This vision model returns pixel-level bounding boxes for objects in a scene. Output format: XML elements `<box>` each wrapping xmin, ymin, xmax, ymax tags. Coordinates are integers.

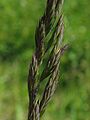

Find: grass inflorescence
<box><xmin>27</xmin><ymin>0</ymin><xmax>67</xmax><ymax>119</ymax></box>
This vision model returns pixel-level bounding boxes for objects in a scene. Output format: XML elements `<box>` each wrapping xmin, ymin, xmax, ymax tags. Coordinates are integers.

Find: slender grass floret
<box><xmin>27</xmin><ymin>0</ymin><xmax>67</xmax><ymax>119</ymax></box>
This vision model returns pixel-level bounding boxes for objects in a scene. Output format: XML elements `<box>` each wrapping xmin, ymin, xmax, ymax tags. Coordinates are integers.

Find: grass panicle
<box><xmin>27</xmin><ymin>0</ymin><xmax>67</xmax><ymax>119</ymax></box>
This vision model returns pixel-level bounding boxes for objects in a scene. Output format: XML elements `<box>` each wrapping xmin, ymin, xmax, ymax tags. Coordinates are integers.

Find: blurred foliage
<box><xmin>0</xmin><ymin>0</ymin><xmax>90</xmax><ymax>120</ymax></box>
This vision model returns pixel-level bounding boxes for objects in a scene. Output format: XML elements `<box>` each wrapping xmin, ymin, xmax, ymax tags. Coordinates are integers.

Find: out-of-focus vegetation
<box><xmin>0</xmin><ymin>0</ymin><xmax>90</xmax><ymax>120</ymax></box>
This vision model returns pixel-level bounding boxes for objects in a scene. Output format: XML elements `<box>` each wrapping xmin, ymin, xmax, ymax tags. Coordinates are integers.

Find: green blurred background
<box><xmin>0</xmin><ymin>0</ymin><xmax>90</xmax><ymax>120</ymax></box>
